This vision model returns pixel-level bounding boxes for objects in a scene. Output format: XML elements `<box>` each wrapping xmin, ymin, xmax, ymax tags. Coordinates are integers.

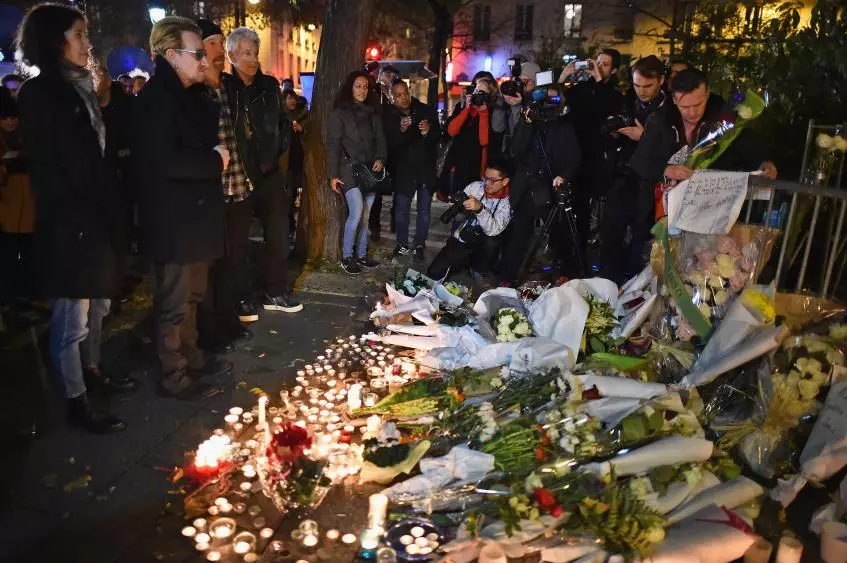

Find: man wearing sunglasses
<box><xmin>426</xmin><ymin>159</ymin><xmax>514</xmax><ymax>281</ymax></box>
<box><xmin>135</xmin><ymin>17</ymin><xmax>232</xmax><ymax>400</ymax></box>
<box><xmin>220</xmin><ymin>27</ymin><xmax>301</xmax><ymax>326</ymax></box>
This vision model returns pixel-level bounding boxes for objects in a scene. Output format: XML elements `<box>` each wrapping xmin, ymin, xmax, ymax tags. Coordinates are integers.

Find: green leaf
<box><xmin>585</xmin><ymin>352</ymin><xmax>649</xmax><ymax>373</ymax></box>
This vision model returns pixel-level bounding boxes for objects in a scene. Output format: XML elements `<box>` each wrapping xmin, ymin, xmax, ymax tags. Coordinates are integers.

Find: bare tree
<box><xmin>299</xmin><ymin>0</ymin><xmax>376</xmax><ymax>263</ymax></box>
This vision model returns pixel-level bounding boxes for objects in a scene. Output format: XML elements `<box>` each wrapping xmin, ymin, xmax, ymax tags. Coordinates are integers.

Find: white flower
<box><xmin>524</xmin><ymin>472</ymin><xmax>543</xmax><ymax>493</ymax></box>
<box><xmin>629</xmin><ymin>476</ymin><xmax>653</xmax><ymax>499</ymax></box>
<box><xmin>546</xmin><ymin>426</ymin><xmax>560</xmax><ymax>441</ymax></box>
<box><xmin>490</xmin><ymin>377</ymin><xmax>503</xmax><ymax>388</ymax></box>
<box><xmin>682</xmin><ymin>466</ymin><xmax>703</xmax><ymax>489</ymax></box>
<box><xmin>834</xmin><ymin>135</ymin><xmax>847</xmax><ymax>152</ymax></box>
<box><xmin>559</xmin><ymin>437</ymin><xmax>575</xmax><ymax>453</ymax></box>
<box><xmin>545</xmin><ymin>409</ymin><xmax>562</xmax><ymax>424</ymax></box>
<box><xmin>563</xmin><ymin>420</ymin><xmax>576</xmax><ymax>433</ymax></box>
<box><xmin>817</xmin><ymin>133</ymin><xmax>835</xmax><ymax>149</ymax></box>
<box><xmin>736</xmin><ymin>104</ymin><xmax>753</xmax><ymax>120</ymax></box>
<box><xmin>514</xmin><ymin>321</ymin><xmax>531</xmax><ymax>336</ymax></box>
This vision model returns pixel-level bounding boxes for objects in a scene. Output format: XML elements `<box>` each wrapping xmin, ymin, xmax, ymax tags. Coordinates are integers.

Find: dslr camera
<box><xmin>440</xmin><ymin>191</ymin><xmax>470</xmax><ymax>224</ymax></box>
<box><xmin>600</xmin><ymin>114</ymin><xmax>636</xmax><ymax>135</ymax></box>
<box><xmin>464</xmin><ymin>84</ymin><xmax>490</xmax><ymax>107</ymax></box>
<box><xmin>500</xmin><ymin>58</ymin><xmax>525</xmax><ymax>99</ymax></box>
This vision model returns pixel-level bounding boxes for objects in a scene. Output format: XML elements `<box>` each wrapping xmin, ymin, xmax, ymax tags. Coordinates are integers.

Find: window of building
<box><xmin>515</xmin><ymin>4</ymin><xmax>534</xmax><ymax>41</ymax></box>
<box><xmin>563</xmin><ymin>3</ymin><xmax>582</xmax><ymax>38</ymax></box>
<box><xmin>473</xmin><ymin>5</ymin><xmax>491</xmax><ymax>41</ymax></box>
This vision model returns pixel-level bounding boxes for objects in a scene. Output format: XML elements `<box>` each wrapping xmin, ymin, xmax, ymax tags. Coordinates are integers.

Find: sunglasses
<box><xmin>174</xmin><ymin>48</ymin><xmax>207</xmax><ymax>61</ymax></box>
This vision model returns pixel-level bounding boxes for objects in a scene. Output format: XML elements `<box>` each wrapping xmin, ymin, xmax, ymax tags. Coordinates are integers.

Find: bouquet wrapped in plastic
<box><xmin>650</xmin><ymin>223</ymin><xmax>777</xmax><ymax>344</ymax></box>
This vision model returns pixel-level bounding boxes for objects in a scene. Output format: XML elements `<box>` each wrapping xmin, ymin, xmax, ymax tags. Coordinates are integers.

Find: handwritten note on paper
<box><xmin>668</xmin><ymin>170</ymin><xmax>751</xmax><ymax>234</ymax></box>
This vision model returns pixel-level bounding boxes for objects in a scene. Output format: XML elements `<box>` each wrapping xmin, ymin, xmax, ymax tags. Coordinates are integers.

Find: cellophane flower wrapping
<box><xmin>650</xmin><ymin>224</ymin><xmax>777</xmax><ymax>344</ymax></box>
<box><xmin>708</xmin><ymin>332</ymin><xmax>846</xmax><ymax>479</ymax></box>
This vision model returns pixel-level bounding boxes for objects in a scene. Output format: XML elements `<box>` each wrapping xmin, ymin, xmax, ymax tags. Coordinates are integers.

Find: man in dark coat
<box><xmin>135</xmin><ymin>17</ymin><xmax>231</xmax><ymax>399</ymax></box>
<box><xmin>221</xmin><ymin>26</ymin><xmax>300</xmax><ymax>323</ymax></box>
<box><xmin>383</xmin><ymin>80</ymin><xmax>440</xmax><ymax>262</ymax></box>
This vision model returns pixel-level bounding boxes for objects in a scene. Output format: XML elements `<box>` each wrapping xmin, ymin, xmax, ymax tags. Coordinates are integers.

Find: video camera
<box><xmin>524</xmin><ymin>70</ymin><xmax>564</xmax><ymax>123</ymax></box>
<box><xmin>600</xmin><ymin>114</ymin><xmax>636</xmax><ymax>135</ymax></box>
<box><xmin>500</xmin><ymin>58</ymin><xmax>525</xmax><ymax>99</ymax></box>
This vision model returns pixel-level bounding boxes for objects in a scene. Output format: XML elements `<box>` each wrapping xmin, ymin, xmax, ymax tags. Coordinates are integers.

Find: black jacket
<box><xmin>134</xmin><ymin>56</ymin><xmax>225</xmax><ymax>264</ymax></box>
<box><xmin>609</xmin><ymin>89</ymin><xmax>667</xmax><ymax>173</ymax></box>
<box><xmin>17</xmin><ymin>71</ymin><xmax>120</xmax><ymax>298</ymax></box>
<box><xmin>383</xmin><ymin>98</ymin><xmax>440</xmax><ymax>192</ymax></box>
<box><xmin>284</xmin><ymin>100</ymin><xmax>309</xmax><ymax>174</ymax></box>
<box><xmin>511</xmin><ymin>115</ymin><xmax>582</xmax><ymax>203</ymax></box>
<box><xmin>326</xmin><ymin>101</ymin><xmax>387</xmax><ymax>192</ymax></box>
<box><xmin>630</xmin><ymin>93</ymin><xmax>769</xmax><ymax>185</ymax></box>
<box><xmin>442</xmin><ymin>103</ymin><xmax>503</xmax><ymax>194</ymax></box>
<box><xmin>222</xmin><ymin>70</ymin><xmax>291</xmax><ymax>185</ymax></box>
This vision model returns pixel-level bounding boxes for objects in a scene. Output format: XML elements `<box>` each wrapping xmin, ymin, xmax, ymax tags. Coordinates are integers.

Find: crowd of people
<box><xmin>0</xmin><ymin>2</ymin><xmax>781</xmax><ymax>435</ymax></box>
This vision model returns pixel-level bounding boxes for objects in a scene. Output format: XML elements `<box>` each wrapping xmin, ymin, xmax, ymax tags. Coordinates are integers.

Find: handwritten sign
<box><xmin>668</xmin><ymin>170</ymin><xmax>750</xmax><ymax>234</ymax></box>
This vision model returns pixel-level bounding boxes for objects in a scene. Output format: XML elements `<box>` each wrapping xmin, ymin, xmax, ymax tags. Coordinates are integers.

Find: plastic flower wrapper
<box><xmin>493</xmin><ymin>307</ymin><xmax>534</xmax><ymax>343</ymax></box>
<box><xmin>517</xmin><ymin>279</ymin><xmax>552</xmax><ymax>305</ymax></box>
<box><xmin>443</xmin><ymin>281</ymin><xmax>470</xmax><ymax>300</ymax></box>
<box><xmin>650</xmin><ymin>223</ymin><xmax>778</xmax><ymax>343</ymax></box>
<box><xmin>353</xmin><ymin>377</ymin><xmax>448</xmax><ymax>417</ymax></box>
<box><xmin>647</xmin><ymin>505</ymin><xmax>758</xmax><ymax>562</ymax></box>
<box><xmin>359</xmin><ymin>423</ymin><xmax>432</xmax><ymax>484</ymax></box>
<box><xmin>472</xmin><ymin>287</ymin><xmax>530</xmax><ymax>342</ymax></box>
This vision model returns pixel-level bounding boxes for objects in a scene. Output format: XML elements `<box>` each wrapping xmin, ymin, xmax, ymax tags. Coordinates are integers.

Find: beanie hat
<box><xmin>197</xmin><ymin>19</ymin><xmax>223</xmax><ymax>40</ymax></box>
<box><xmin>519</xmin><ymin>62</ymin><xmax>541</xmax><ymax>82</ymax></box>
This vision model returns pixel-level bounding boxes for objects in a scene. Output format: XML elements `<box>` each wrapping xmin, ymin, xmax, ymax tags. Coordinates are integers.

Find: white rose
<box><xmin>835</xmin><ymin>135</ymin><xmax>847</xmax><ymax>152</ymax></box>
<box><xmin>563</xmin><ymin>420</ymin><xmax>576</xmax><ymax>432</ymax></box>
<box><xmin>736</xmin><ymin>104</ymin><xmax>753</xmax><ymax>120</ymax></box>
<box><xmin>515</xmin><ymin>322</ymin><xmax>530</xmax><ymax>335</ymax></box>
<box><xmin>817</xmin><ymin>133</ymin><xmax>835</xmax><ymax>149</ymax></box>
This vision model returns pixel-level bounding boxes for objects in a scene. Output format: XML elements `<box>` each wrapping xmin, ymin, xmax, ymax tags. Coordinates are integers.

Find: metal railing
<box><xmin>740</xmin><ymin>174</ymin><xmax>847</xmax><ymax>299</ymax></box>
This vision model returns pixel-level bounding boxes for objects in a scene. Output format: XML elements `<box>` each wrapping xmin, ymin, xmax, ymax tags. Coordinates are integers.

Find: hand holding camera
<box><xmin>463</xmin><ymin>197</ymin><xmax>483</xmax><ymax>212</ymax></box>
<box><xmin>617</xmin><ymin>119</ymin><xmax>644</xmax><ymax>141</ymax></box>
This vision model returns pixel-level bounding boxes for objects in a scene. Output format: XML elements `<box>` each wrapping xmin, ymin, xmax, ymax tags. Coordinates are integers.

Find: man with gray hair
<box><xmin>220</xmin><ymin>26</ymin><xmax>301</xmax><ymax>324</ymax></box>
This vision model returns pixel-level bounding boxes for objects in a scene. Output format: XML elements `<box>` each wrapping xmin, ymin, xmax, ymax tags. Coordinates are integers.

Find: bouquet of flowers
<box><xmin>581</xmin><ymin>295</ymin><xmax>620</xmax><ymax>355</ymax></box>
<box><xmin>517</xmin><ymin>281</ymin><xmax>551</xmax><ymax>305</ymax></box>
<box><xmin>444</xmin><ymin>281</ymin><xmax>470</xmax><ymax>300</ymax></box>
<box><xmin>492</xmin><ymin>307</ymin><xmax>533</xmax><ymax>342</ymax></box>
<box><xmin>352</xmin><ymin>377</ymin><xmax>447</xmax><ymax>417</ymax></box>
<box><xmin>359</xmin><ymin>422</ymin><xmax>431</xmax><ymax>484</ymax></box>
<box><xmin>259</xmin><ymin>423</ymin><xmax>332</xmax><ymax>513</ymax></box>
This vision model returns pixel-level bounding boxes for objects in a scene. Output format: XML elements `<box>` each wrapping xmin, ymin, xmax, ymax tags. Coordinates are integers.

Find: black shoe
<box><xmin>414</xmin><ymin>245</ymin><xmax>426</xmax><ymax>262</ymax></box>
<box><xmin>67</xmin><ymin>395</ymin><xmax>126</xmax><ymax>434</ymax></box>
<box><xmin>263</xmin><ymin>293</ymin><xmax>303</xmax><ymax>313</ymax></box>
<box><xmin>393</xmin><ymin>245</ymin><xmax>411</xmax><ymax>258</ymax></box>
<box><xmin>358</xmin><ymin>256</ymin><xmax>380</xmax><ymax>269</ymax></box>
<box><xmin>189</xmin><ymin>358</ymin><xmax>233</xmax><ymax>379</ymax></box>
<box><xmin>236</xmin><ymin>300</ymin><xmax>259</xmax><ymax>323</ymax></box>
<box><xmin>83</xmin><ymin>366</ymin><xmax>139</xmax><ymax>394</ymax></box>
<box><xmin>341</xmin><ymin>257</ymin><xmax>362</xmax><ymax>275</ymax></box>
<box><xmin>158</xmin><ymin>371</ymin><xmax>221</xmax><ymax>401</ymax></box>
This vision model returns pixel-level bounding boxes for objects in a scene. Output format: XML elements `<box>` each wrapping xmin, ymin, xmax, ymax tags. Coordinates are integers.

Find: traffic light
<box><xmin>366</xmin><ymin>45</ymin><xmax>380</xmax><ymax>60</ymax></box>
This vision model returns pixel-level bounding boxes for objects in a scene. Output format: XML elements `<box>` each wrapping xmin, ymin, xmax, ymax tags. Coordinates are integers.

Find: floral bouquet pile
<box><xmin>359</xmin><ymin>422</ymin><xmax>431</xmax><ymax>484</ymax></box>
<box><xmin>581</xmin><ymin>295</ymin><xmax>620</xmax><ymax>356</ymax></box>
<box><xmin>443</xmin><ymin>281</ymin><xmax>470</xmax><ymax>300</ymax></box>
<box><xmin>258</xmin><ymin>423</ymin><xmax>332</xmax><ymax>513</ymax></box>
<box><xmin>492</xmin><ymin>307</ymin><xmax>533</xmax><ymax>342</ymax></box>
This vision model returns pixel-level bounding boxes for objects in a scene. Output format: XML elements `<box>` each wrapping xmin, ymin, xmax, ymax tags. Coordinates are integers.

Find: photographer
<box><xmin>499</xmin><ymin>85</ymin><xmax>581</xmax><ymax>284</ymax></box>
<box><xmin>384</xmin><ymin>80</ymin><xmax>439</xmax><ymax>262</ymax></box>
<box><xmin>441</xmin><ymin>77</ymin><xmax>502</xmax><ymax>195</ymax></box>
<box><xmin>427</xmin><ymin>159</ymin><xmax>513</xmax><ymax>281</ymax></box>
<box><xmin>597</xmin><ymin>55</ymin><xmax>667</xmax><ymax>282</ymax></box>
<box><xmin>494</xmin><ymin>61</ymin><xmax>540</xmax><ymax>155</ymax></box>
<box><xmin>630</xmin><ymin>68</ymin><xmax>777</xmax><ymax>267</ymax></box>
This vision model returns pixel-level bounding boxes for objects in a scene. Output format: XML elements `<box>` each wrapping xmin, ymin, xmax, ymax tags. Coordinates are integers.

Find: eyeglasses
<box><xmin>174</xmin><ymin>48</ymin><xmax>207</xmax><ymax>61</ymax></box>
<box><xmin>483</xmin><ymin>176</ymin><xmax>505</xmax><ymax>184</ymax></box>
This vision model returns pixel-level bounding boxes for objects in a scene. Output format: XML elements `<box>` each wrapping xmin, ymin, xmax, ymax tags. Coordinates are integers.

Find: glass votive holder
<box><xmin>211</xmin><ymin>517</ymin><xmax>236</xmax><ymax>539</ymax></box>
<box><xmin>363</xmin><ymin>393</ymin><xmax>378</xmax><ymax>407</ymax></box>
<box><xmin>193</xmin><ymin>518</ymin><xmax>207</xmax><ymax>530</ymax></box>
<box><xmin>260</xmin><ymin>527</ymin><xmax>274</xmax><ymax>539</ymax></box>
<box><xmin>242</xmin><ymin>413</ymin><xmax>254</xmax><ymax>424</ymax></box>
<box><xmin>232</xmin><ymin>531</ymin><xmax>257</xmax><ymax>554</ymax></box>
<box><xmin>270</xmin><ymin>540</ymin><xmax>284</xmax><ymax>552</ymax></box>
<box><xmin>299</xmin><ymin>519</ymin><xmax>319</xmax><ymax>536</ymax></box>
<box><xmin>206</xmin><ymin>550</ymin><xmax>222</xmax><ymax>561</ymax></box>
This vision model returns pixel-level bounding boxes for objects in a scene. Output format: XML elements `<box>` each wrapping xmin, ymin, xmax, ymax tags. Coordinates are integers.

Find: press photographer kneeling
<box><xmin>426</xmin><ymin>159</ymin><xmax>514</xmax><ymax>281</ymax></box>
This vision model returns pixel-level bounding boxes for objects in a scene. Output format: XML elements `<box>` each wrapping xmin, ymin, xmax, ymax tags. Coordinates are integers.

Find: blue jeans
<box><xmin>343</xmin><ymin>188</ymin><xmax>376</xmax><ymax>259</ymax></box>
<box><xmin>50</xmin><ymin>298</ymin><xmax>111</xmax><ymax>399</ymax></box>
<box><xmin>395</xmin><ymin>183</ymin><xmax>432</xmax><ymax>248</ymax></box>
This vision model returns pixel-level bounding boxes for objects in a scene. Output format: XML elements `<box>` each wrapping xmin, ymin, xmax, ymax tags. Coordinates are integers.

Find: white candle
<box><xmin>775</xmin><ymin>536</ymin><xmax>802</xmax><ymax>563</ymax></box>
<box><xmin>342</xmin><ymin>533</ymin><xmax>357</xmax><ymax>544</ymax></box>
<box><xmin>260</xmin><ymin>527</ymin><xmax>274</xmax><ymax>539</ymax></box>
<box><xmin>348</xmin><ymin>384</ymin><xmax>363</xmax><ymax>410</ymax></box>
<box><xmin>234</xmin><ymin>541</ymin><xmax>251</xmax><ymax>554</ymax></box>
<box><xmin>206</xmin><ymin>551</ymin><xmax>221</xmax><ymax>561</ymax></box>
<box><xmin>258</xmin><ymin>395</ymin><xmax>268</xmax><ymax>427</ymax></box>
<box><xmin>360</xmin><ymin>528</ymin><xmax>380</xmax><ymax>550</ymax></box>
<box><xmin>744</xmin><ymin>538</ymin><xmax>773</xmax><ymax>563</ymax></box>
<box><xmin>302</xmin><ymin>534</ymin><xmax>318</xmax><ymax>547</ymax></box>
<box><xmin>368</xmin><ymin>493</ymin><xmax>388</xmax><ymax>528</ymax></box>
<box><xmin>181</xmin><ymin>526</ymin><xmax>196</xmax><ymax>537</ymax></box>
<box><xmin>366</xmin><ymin>415</ymin><xmax>382</xmax><ymax>435</ymax></box>
<box><xmin>229</xmin><ymin>407</ymin><xmax>243</xmax><ymax>416</ymax></box>
<box><xmin>195</xmin><ymin>532</ymin><xmax>211</xmax><ymax>544</ymax></box>
<box><xmin>326</xmin><ymin>529</ymin><xmax>340</xmax><ymax>541</ymax></box>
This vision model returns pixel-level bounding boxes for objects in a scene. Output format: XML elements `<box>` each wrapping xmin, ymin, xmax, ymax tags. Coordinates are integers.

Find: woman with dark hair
<box><xmin>16</xmin><ymin>2</ymin><xmax>134</xmax><ymax>434</ymax></box>
<box><xmin>326</xmin><ymin>70</ymin><xmax>387</xmax><ymax>275</ymax></box>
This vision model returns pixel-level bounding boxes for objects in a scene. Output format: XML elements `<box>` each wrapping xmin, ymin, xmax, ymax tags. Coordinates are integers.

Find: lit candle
<box><xmin>360</xmin><ymin>528</ymin><xmax>380</xmax><ymax>551</ymax></box>
<box><xmin>302</xmin><ymin>534</ymin><xmax>319</xmax><ymax>548</ymax></box>
<box><xmin>348</xmin><ymin>384</ymin><xmax>363</xmax><ymax>410</ymax></box>
<box><xmin>326</xmin><ymin>529</ymin><xmax>340</xmax><ymax>541</ymax></box>
<box><xmin>342</xmin><ymin>533</ymin><xmax>357</xmax><ymax>544</ymax></box>
<box><xmin>192</xmin><ymin>518</ymin><xmax>207</xmax><ymax>530</ymax></box>
<box><xmin>206</xmin><ymin>550</ymin><xmax>221</xmax><ymax>561</ymax></box>
<box><xmin>368</xmin><ymin>493</ymin><xmax>388</xmax><ymax>528</ymax></box>
<box><xmin>775</xmin><ymin>536</ymin><xmax>802</xmax><ymax>563</ymax></box>
<box><xmin>182</xmin><ymin>526</ymin><xmax>196</xmax><ymax>537</ymax></box>
<box><xmin>260</xmin><ymin>527</ymin><xmax>274</xmax><ymax>539</ymax></box>
<box><xmin>229</xmin><ymin>407</ymin><xmax>244</xmax><ymax>416</ymax></box>
<box><xmin>258</xmin><ymin>395</ymin><xmax>268</xmax><ymax>427</ymax></box>
<box><xmin>195</xmin><ymin>532</ymin><xmax>211</xmax><ymax>544</ymax></box>
<box><xmin>366</xmin><ymin>415</ymin><xmax>382</xmax><ymax>435</ymax></box>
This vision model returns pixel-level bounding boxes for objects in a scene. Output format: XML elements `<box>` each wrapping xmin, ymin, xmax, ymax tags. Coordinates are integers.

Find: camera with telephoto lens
<box><xmin>500</xmin><ymin>58</ymin><xmax>525</xmax><ymax>99</ymax></box>
<box><xmin>440</xmin><ymin>191</ymin><xmax>470</xmax><ymax>223</ymax></box>
<box><xmin>600</xmin><ymin>114</ymin><xmax>636</xmax><ymax>135</ymax></box>
<box><xmin>464</xmin><ymin>84</ymin><xmax>489</xmax><ymax>107</ymax></box>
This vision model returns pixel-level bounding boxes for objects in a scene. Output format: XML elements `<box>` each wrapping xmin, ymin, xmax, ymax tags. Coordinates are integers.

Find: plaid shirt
<box><xmin>215</xmin><ymin>85</ymin><xmax>252</xmax><ymax>202</ymax></box>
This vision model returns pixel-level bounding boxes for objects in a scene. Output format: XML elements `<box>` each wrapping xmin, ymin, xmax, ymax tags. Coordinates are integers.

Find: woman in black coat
<box><xmin>16</xmin><ymin>3</ymin><xmax>134</xmax><ymax>434</ymax></box>
<box><xmin>326</xmin><ymin>70</ymin><xmax>387</xmax><ymax>275</ymax></box>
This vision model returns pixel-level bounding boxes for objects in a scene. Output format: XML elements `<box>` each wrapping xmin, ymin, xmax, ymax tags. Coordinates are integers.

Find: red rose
<box><xmin>533</xmin><ymin>488</ymin><xmax>557</xmax><ymax>509</ymax></box>
<box><xmin>550</xmin><ymin>504</ymin><xmax>563</xmax><ymax>517</ymax></box>
<box><xmin>534</xmin><ymin>447</ymin><xmax>547</xmax><ymax>461</ymax></box>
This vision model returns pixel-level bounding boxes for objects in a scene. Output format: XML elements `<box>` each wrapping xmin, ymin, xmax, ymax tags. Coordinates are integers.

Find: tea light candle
<box><xmin>212</xmin><ymin>518</ymin><xmax>236</xmax><ymax>539</ymax></box>
<box><xmin>242</xmin><ymin>464</ymin><xmax>256</xmax><ymax>478</ymax></box>
<box><xmin>248</xmin><ymin>505</ymin><xmax>261</xmax><ymax>517</ymax></box>
<box><xmin>342</xmin><ymin>533</ymin><xmax>357</xmax><ymax>544</ymax></box>
<box><xmin>206</xmin><ymin>550</ymin><xmax>221</xmax><ymax>561</ymax></box>
<box><xmin>260</xmin><ymin>527</ymin><xmax>274</xmax><ymax>539</ymax></box>
<box><xmin>239</xmin><ymin>482</ymin><xmax>252</xmax><ymax>492</ymax></box>
<box><xmin>195</xmin><ymin>533</ymin><xmax>211</xmax><ymax>544</ymax></box>
<box><xmin>229</xmin><ymin>406</ymin><xmax>244</xmax><ymax>416</ymax></box>
<box><xmin>182</xmin><ymin>526</ymin><xmax>197</xmax><ymax>537</ymax></box>
<box><xmin>253</xmin><ymin>517</ymin><xmax>266</xmax><ymax>528</ymax></box>
<box><xmin>326</xmin><ymin>529</ymin><xmax>340</xmax><ymax>541</ymax></box>
<box><xmin>364</xmin><ymin>393</ymin><xmax>378</xmax><ymax>407</ymax></box>
<box><xmin>232</xmin><ymin>531</ymin><xmax>257</xmax><ymax>554</ymax></box>
<box><xmin>193</xmin><ymin>518</ymin><xmax>207</xmax><ymax>530</ymax></box>
<box><xmin>233</xmin><ymin>503</ymin><xmax>246</xmax><ymax>514</ymax></box>
<box><xmin>195</xmin><ymin>542</ymin><xmax>210</xmax><ymax>551</ymax></box>
<box><xmin>366</xmin><ymin>415</ymin><xmax>382</xmax><ymax>435</ymax></box>
<box><xmin>244</xmin><ymin>554</ymin><xmax>258</xmax><ymax>563</ymax></box>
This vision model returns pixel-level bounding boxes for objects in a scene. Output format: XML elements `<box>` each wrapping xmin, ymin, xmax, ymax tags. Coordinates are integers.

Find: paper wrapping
<box><xmin>578</xmin><ymin>374</ymin><xmax>667</xmax><ymax>400</ymax></box>
<box><xmin>666</xmin><ymin>476</ymin><xmax>764</xmax><ymax>525</ymax></box>
<box><xmin>509</xmin><ymin>337</ymin><xmax>575</xmax><ymax>373</ymax></box>
<box><xmin>563</xmin><ymin>278</ymin><xmax>620</xmax><ymax>308</ymax></box>
<box><xmin>643</xmin><ymin>506</ymin><xmax>757</xmax><ymax>563</ymax></box>
<box><xmin>540</xmin><ymin>544</ymin><xmax>605</xmax><ymax>562</ymax></box>
<box><xmin>606</xmin><ymin>436</ymin><xmax>714</xmax><ymax>477</ymax></box>
<box><xmin>620</xmin><ymin>265</ymin><xmax>654</xmax><ymax>296</ymax></box>
<box><xmin>386</xmin><ymin>324</ymin><xmax>441</xmax><ymax>336</ymax></box>
<box><xmin>528</xmin><ymin>285</ymin><xmax>590</xmax><ymax>354</ymax></box>
<box><xmin>621</xmin><ymin>293</ymin><xmax>658</xmax><ymax>338</ymax></box>
<box><xmin>679</xmin><ymin>325</ymin><xmax>789</xmax><ymax>388</ymax></box>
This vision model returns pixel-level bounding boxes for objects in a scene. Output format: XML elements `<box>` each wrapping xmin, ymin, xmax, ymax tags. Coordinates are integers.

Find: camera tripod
<box><xmin>519</xmin><ymin>128</ymin><xmax>586</xmax><ymax>279</ymax></box>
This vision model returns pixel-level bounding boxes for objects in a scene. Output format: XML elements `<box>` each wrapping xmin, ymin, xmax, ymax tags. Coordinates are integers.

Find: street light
<box><xmin>148</xmin><ymin>3</ymin><xmax>166</xmax><ymax>23</ymax></box>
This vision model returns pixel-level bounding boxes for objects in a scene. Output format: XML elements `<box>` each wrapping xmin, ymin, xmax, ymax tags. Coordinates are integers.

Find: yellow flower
<box><xmin>736</xmin><ymin>104</ymin><xmax>753</xmax><ymax>120</ymax></box>
<box><xmin>830</xmin><ymin>324</ymin><xmax>847</xmax><ymax>341</ymax></box>
<box><xmin>818</xmin><ymin>133</ymin><xmax>835</xmax><ymax>149</ymax></box>
<box><xmin>698</xmin><ymin>303</ymin><xmax>712</xmax><ymax>319</ymax></box>
<box><xmin>797</xmin><ymin>379</ymin><xmax>820</xmax><ymax>400</ymax></box>
<box><xmin>716</xmin><ymin>254</ymin><xmax>737</xmax><ymax>279</ymax></box>
<box><xmin>834</xmin><ymin>135</ymin><xmax>847</xmax><ymax>152</ymax></box>
<box><xmin>740</xmin><ymin>289</ymin><xmax>775</xmax><ymax>322</ymax></box>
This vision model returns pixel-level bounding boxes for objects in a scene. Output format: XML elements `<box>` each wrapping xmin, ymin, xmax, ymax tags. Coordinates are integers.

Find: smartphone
<box><xmin>575</xmin><ymin>60</ymin><xmax>590</xmax><ymax>71</ymax></box>
<box><xmin>535</xmin><ymin>70</ymin><xmax>554</xmax><ymax>87</ymax></box>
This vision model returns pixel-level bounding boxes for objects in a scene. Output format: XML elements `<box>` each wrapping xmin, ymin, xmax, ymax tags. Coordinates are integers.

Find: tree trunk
<box><xmin>427</xmin><ymin>0</ymin><xmax>451</xmax><ymax>107</ymax></box>
<box><xmin>299</xmin><ymin>0</ymin><xmax>376</xmax><ymax>263</ymax></box>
